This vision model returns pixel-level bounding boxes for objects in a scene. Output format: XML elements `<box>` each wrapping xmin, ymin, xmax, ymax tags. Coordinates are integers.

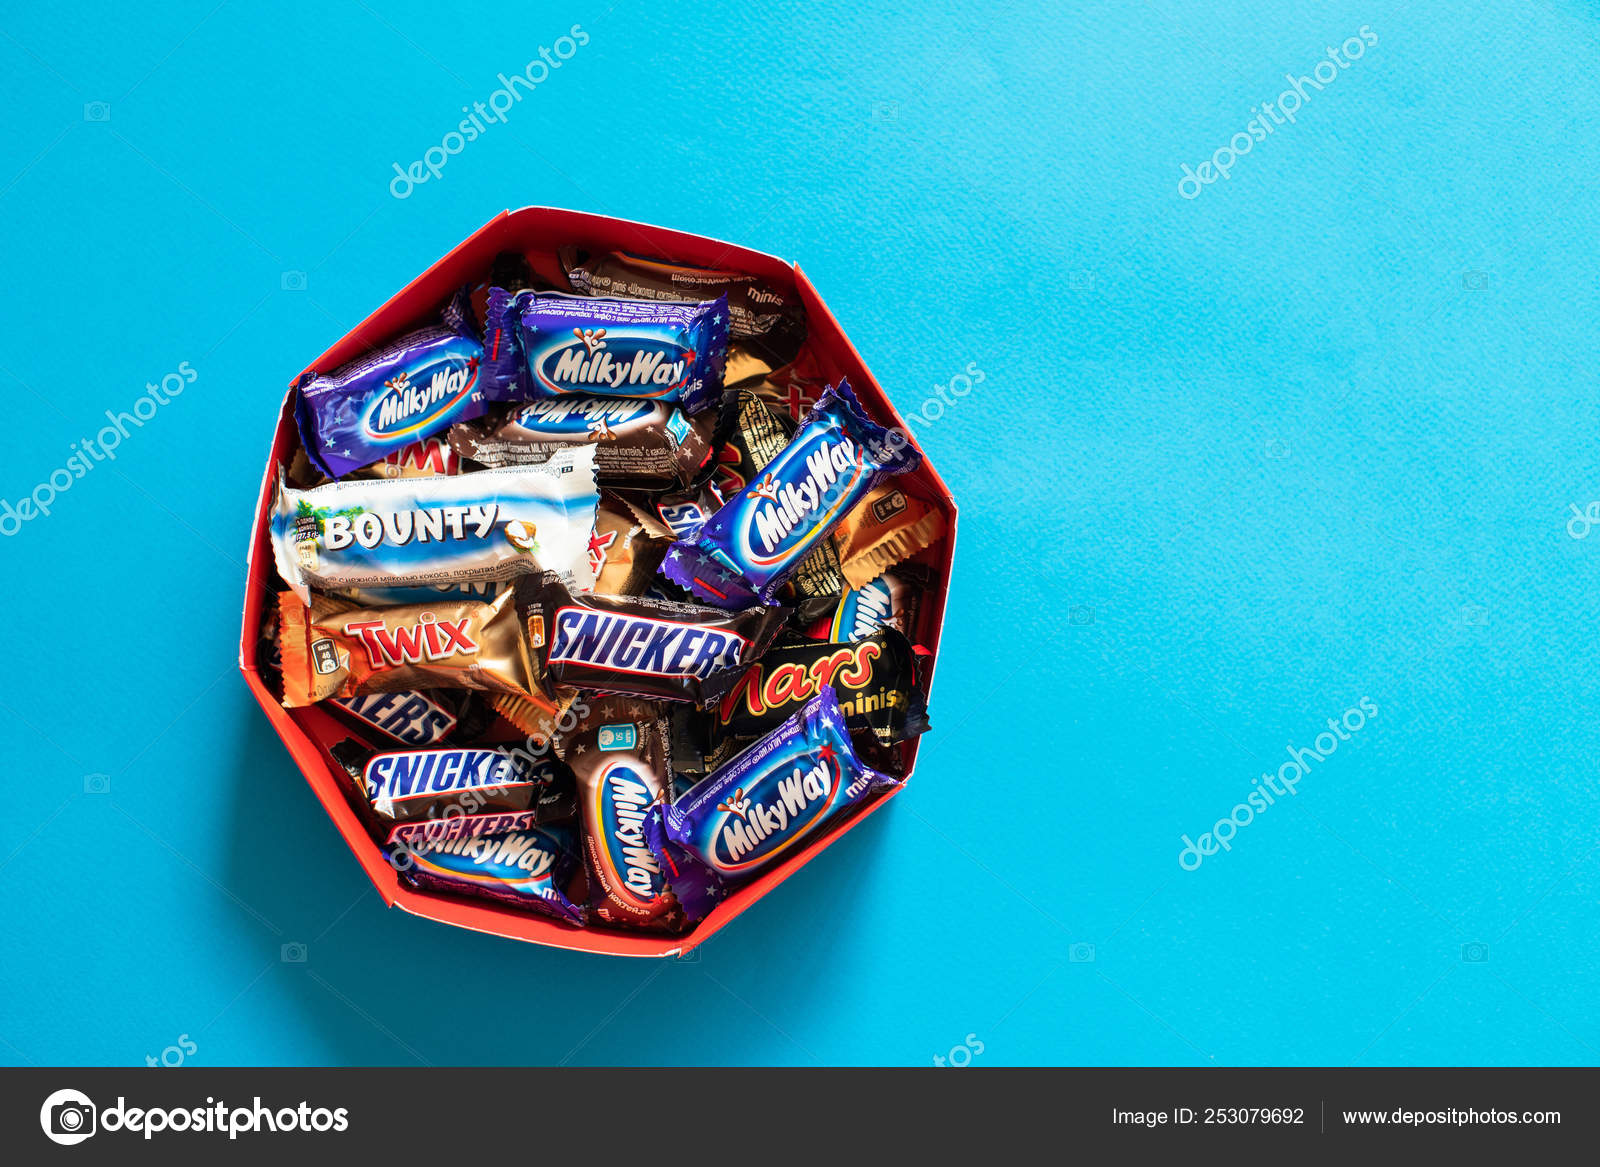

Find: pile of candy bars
<box><xmin>256</xmin><ymin>247</ymin><xmax>945</xmax><ymax>933</ymax></box>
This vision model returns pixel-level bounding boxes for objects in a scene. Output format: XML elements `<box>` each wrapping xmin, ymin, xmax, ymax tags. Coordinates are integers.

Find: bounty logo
<box><xmin>738</xmin><ymin>434</ymin><xmax>865</xmax><ymax>566</ymax></box>
<box><xmin>532</xmin><ymin>326</ymin><xmax>694</xmax><ymax>398</ymax></box>
<box><xmin>362</xmin><ymin>353</ymin><xmax>480</xmax><ymax>442</ymax></box>
<box><xmin>512</xmin><ymin>397</ymin><xmax>660</xmax><ymax>437</ymax></box>
<box><xmin>711</xmin><ymin>746</ymin><xmax>839</xmax><ymax>872</ymax></box>
<box><xmin>595</xmin><ymin>762</ymin><xmax>666</xmax><ymax>905</ymax></box>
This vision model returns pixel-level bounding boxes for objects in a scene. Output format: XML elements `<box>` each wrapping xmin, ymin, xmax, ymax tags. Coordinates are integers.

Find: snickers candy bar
<box><xmin>393</xmin><ymin>823</ymin><xmax>585</xmax><ymax>924</ymax></box>
<box><xmin>341</xmin><ymin>743</ymin><xmax>558</xmax><ymax>824</ymax></box>
<box><xmin>483</xmin><ymin>287</ymin><xmax>729</xmax><ymax>415</ymax></box>
<box><xmin>560</xmin><ymin>247</ymin><xmax>806</xmax><ymax>367</ymax></box>
<box><xmin>519</xmin><ymin>571</ymin><xmax>787</xmax><ymax>706</ymax></box>
<box><xmin>269</xmin><ymin>448</ymin><xmax>599</xmax><ymax>604</ymax></box>
<box><xmin>327</xmin><ymin>689</ymin><xmax>490</xmax><ymax>748</ymax></box>
<box><xmin>275</xmin><ymin>585</ymin><xmax>564</xmax><ymax>740</ymax></box>
<box><xmin>647</xmin><ymin>687</ymin><xmax>897</xmax><ymax>920</ymax></box>
<box><xmin>295</xmin><ymin>288</ymin><xmax>488</xmax><ymax>479</ymax></box>
<box><xmin>660</xmin><ymin>378</ymin><xmax>919</xmax><ymax>609</ymax></box>
<box><xmin>449</xmin><ymin>396</ymin><xmax>710</xmax><ymax>490</ymax></box>
<box><xmin>563</xmin><ymin>697</ymin><xmax>682</xmax><ymax>929</ymax></box>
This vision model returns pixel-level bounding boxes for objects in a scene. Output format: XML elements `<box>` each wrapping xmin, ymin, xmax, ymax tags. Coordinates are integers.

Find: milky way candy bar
<box><xmin>269</xmin><ymin>448</ymin><xmax>598</xmax><ymax>604</ymax></box>
<box><xmin>560</xmin><ymin>247</ymin><xmax>806</xmax><ymax>367</ymax></box>
<box><xmin>484</xmin><ymin>288</ymin><xmax>728</xmax><ymax>415</ymax></box>
<box><xmin>394</xmin><ymin>823</ymin><xmax>586</xmax><ymax>923</ymax></box>
<box><xmin>562</xmin><ymin>697</ymin><xmax>681</xmax><ymax>930</ymax></box>
<box><xmin>295</xmin><ymin>289</ymin><xmax>488</xmax><ymax>479</ymax></box>
<box><xmin>660</xmin><ymin>379</ymin><xmax>920</xmax><ymax>609</ymax></box>
<box><xmin>519</xmin><ymin>571</ymin><xmax>786</xmax><ymax>706</ymax></box>
<box><xmin>449</xmin><ymin>396</ymin><xmax>710</xmax><ymax>489</ymax></box>
<box><xmin>647</xmin><ymin>686</ymin><xmax>897</xmax><ymax>920</ymax></box>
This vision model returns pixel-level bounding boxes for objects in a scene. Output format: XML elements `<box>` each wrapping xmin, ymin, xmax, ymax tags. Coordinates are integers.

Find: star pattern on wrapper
<box><xmin>324</xmin><ymin>436</ymin><xmax>335</xmax><ymax>447</ymax></box>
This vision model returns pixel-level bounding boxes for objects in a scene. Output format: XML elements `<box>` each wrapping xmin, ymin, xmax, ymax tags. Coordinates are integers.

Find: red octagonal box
<box><xmin>239</xmin><ymin>207</ymin><xmax>957</xmax><ymax>956</ymax></box>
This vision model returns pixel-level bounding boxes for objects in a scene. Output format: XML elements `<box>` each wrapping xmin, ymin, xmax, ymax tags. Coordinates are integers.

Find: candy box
<box><xmin>239</xmin><ymin>207</ymin><xmax>957</xmax><ymax>956</ymax></box>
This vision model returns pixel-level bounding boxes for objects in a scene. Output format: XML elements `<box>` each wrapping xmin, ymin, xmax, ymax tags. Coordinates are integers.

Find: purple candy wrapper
<box><xmin>659</xmin><ymin>378</ymin><xmax>921</xmax><ymax>608</ymax></box>
<box><xmin>296</xmin><ymin>289</ymin><xmax>488</xmax><ymax>479</ymax></box>
<box><xmin>646</xmin><ymin>686</ymin><xmax>897</xmax><ymax>920</ymax></box>
<box><xmin>392</xmin><ymin>824</ymin><xmax>586</xmax><ymax>925</ymax></box>
<box><xmin>482</xmin><ymin>287</ymin><xmax>728</xmax><ymax>415</ymax></box>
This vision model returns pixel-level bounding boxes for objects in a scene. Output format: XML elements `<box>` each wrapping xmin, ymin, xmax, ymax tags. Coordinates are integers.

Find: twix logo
<box><xmin>344</xmin><ymin>612</ymin><xmax>478</xmax><ymax>669</ymax></box>
<box><xmin>718</xmin><ymin>641</ymin><xmax>881</xmax><ymax>723</ymax></box>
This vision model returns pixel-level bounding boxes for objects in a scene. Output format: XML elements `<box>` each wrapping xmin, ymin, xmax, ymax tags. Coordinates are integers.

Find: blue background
<box><xmin>1</xmin><ymin>0</ymin><xmax>1596</xmax><ymax>1067</ymax></box>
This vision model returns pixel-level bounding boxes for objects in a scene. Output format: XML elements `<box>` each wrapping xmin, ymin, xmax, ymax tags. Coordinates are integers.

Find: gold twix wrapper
<box><xmin>276</xmin><ymin>585</ymin><xmax>566</xmax><ymax>740</ymax></box>
<box><xmin>835</xmin><ymin>485</ymin><xmax>947</xmax><ymax>589</ymax></box>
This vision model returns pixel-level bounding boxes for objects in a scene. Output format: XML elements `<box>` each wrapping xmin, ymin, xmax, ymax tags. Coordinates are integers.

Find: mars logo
<box><xmin>41</xmin><ymin>1088</ymin><xmax>96</xmax><ymax>1145</ymax></box>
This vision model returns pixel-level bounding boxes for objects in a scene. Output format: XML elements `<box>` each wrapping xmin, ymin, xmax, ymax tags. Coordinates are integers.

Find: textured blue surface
<box><xmin>2</xmin><ymin>0</ymin><xmax>1598</xmax><ymax>1067</ymax></box>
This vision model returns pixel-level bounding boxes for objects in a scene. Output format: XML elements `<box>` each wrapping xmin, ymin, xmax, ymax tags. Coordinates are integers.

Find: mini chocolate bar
<box><xmin>562</xmin><ymin>697</ymin><xmax>681</xmax><ymax>929</ymax></box>
<box><xmin>269</xmin><ymin>448</ymin><xmax>598</xmax><ymax>604</ymax></box>
<box><xmin>590</xmin><ymin>496</ymin><xmax>670</xmax><ymax>596</ymax></box>
<box><xmin>647</xmin><ymin>687</ymin><xmax>897</xmax><ymax>920</ymax></box>
<box><xmin>518</xmin><ymin>571</ymin><xmax>787</xmax><ymax>706</ymax></box>
<box><xmin>660</xmin><ymin>379</ymin><xmax>919</xmax><ymax>608</ymax></box>
<box><xmin>275</xmin><ymin>585</ymin><xmax>566</xmax><ymax>740</ymax></box>
<box><xmin>295</xmin><ymin>289</ymin><xmax>488</xmax><ymax>479</ymax></box>
<box><xmin>483</xmin><ymin>288</ymin><xmax>728</xmax><ymax>415</ymax></box>
<box><xmin>560</xmin><ymin>247</ymin><xmax>806</xmax><ymax>368</ymax></box>
<box><xmin>327</xmin><ymin>689</ymin><xmax>488</xmax><ymax>748</ymax></box>
<box><xmin>803</xmin><ymin>565</ymin><xmax>928</xmax><ymax>642</ymax></box>
<box><xmin>347</xmin><ymin>434</ymin><xmax>461</xmax><ymax>480</ymax></box>
<box><xmin>394</xmin><ymin>824</ymin><xmax>586</xmax><ymax>923</ymax></box>
<box><xmin>834</xmin><ymin>484</ymin><xmax>945</xmax><ymax>589</ymax></box>
<box><xmin>706</xmin><ymin>627</ymin><xmax>928</xmax><ymax>755</ymax></box>
<box><xmin>449</xmin><ymin>397</ymin><xmax>710</xmax><ymax>489</ymax></box>
<box><xmin>354</xmin><ymin>744</ymin><xmax>554</xmax><ymax>823</ymax></box>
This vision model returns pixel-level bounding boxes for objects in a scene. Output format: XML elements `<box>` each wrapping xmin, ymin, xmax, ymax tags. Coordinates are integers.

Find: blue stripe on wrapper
<box><xmin>645</xmin><ymin>686</ymin><xmax>897</xmax><ymax>920</ymax></box>
<box><xmin>295</xmin><ymin>289</ymin><xmax>488</xmax><ymax>479</ymax></box>
<box><xmin>481</xmin><ymin>287</ymin><xmax>729</xmax><ymax>415</ymax></box>
<box><xmin>658</xmin><ymin>378</ymin><xmax>921</xmax><ymax>608</ymax></box>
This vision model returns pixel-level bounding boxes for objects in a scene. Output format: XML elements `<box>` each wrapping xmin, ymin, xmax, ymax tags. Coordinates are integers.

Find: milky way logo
<box><xmin>363</xmin><ymin>354</ymin><xmax>480</xmax><ymax>442</ymax></box>
<box><xmin>531</xmin><ymin>328</ymin><xmax>694</xmax><ymax>398</ymax></box>
<box><xmin>710</xmin><ymin>744</ymin><xmax>840</xmax><ymax>872</ymax></box>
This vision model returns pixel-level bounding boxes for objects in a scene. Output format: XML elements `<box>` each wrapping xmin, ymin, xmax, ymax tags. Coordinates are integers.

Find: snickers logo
<box><xmin>548</xmin><ymin>606</ymin><xmax>746</xmax><ymax>680</ymax></box>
